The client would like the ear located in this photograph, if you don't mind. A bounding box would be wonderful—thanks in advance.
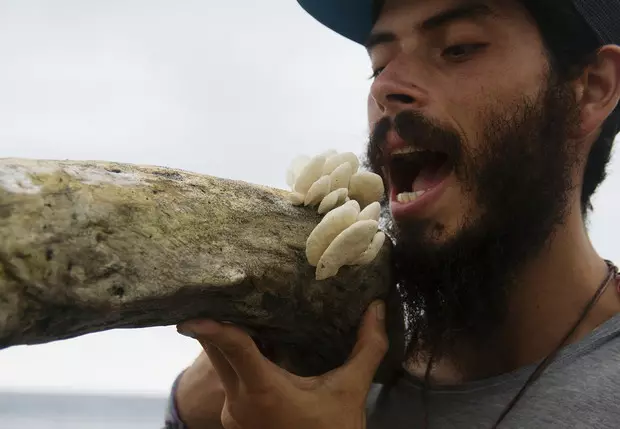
[573,44,620,139]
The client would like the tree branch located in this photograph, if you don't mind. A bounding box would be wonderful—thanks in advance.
[0,158,404,380]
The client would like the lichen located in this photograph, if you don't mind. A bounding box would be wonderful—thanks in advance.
[0,165,45,194]
[0,159,143,196]
[63,165,143,187]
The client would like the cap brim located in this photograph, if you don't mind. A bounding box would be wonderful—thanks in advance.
[297,0,374,45]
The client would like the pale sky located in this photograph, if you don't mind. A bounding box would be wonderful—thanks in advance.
[0,0,618,397]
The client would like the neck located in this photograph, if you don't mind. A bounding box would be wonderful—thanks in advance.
[405,202,620,385]
[498,205,618,371]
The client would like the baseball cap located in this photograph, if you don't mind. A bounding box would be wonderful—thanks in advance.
[296,0,620,47]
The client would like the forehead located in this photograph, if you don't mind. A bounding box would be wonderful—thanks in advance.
[371,0,533,37]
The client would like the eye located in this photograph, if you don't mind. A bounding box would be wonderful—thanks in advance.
[442,43,487,60]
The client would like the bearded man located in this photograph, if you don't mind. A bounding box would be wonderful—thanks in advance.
[165,1,620,428]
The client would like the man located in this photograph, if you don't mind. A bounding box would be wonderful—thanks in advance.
[164,0,620,427]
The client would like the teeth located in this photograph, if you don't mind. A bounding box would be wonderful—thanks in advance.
[396,190,427,203]
[391,147,422,156]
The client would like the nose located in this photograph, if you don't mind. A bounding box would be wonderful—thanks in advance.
[369,61,428,117]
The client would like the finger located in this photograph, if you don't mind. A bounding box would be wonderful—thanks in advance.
[202,342,240,396]
[179,320,272,390]
[177,322,241,395]
[336,300,389,389]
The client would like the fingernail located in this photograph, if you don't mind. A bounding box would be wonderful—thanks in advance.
[376,302,386,321]
[177,320,221,338]
[177,326,197,339]
[188,320,222,335]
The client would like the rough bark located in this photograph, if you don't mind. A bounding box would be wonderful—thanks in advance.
[0,158,404,380]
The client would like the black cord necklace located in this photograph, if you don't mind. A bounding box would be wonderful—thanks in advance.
[421,260,620,429]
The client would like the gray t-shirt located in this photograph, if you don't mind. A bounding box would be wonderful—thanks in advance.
[163,314,620,428]
[366,313,620,428]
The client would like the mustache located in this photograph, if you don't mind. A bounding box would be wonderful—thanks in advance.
[365,110,465,177]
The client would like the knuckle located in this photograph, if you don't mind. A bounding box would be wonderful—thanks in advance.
[331,383,357,401]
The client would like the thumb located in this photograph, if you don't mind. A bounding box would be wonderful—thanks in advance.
[335,300,389,390]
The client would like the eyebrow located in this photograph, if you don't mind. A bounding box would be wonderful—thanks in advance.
[365,2,494,51]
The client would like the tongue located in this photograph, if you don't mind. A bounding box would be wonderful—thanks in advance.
[412,159,449,192]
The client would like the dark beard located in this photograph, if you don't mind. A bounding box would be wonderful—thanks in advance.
[365,71,581,366]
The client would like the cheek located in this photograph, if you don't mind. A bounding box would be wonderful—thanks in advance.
[441,73,541,148]
[441,48,549,133]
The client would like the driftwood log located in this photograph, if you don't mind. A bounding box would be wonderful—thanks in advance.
[0,158,405,381]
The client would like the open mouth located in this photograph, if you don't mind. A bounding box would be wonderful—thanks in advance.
[388,147,453,203]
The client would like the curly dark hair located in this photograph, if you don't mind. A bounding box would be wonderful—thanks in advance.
[371,0,619,217]
[520,0,619,217]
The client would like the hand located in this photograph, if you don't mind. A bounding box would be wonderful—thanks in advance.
[177,300,388,429]
[175,351,226,429]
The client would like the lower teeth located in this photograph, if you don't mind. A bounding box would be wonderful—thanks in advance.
[396,190,426,203]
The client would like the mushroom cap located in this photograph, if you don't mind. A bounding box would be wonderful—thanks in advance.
[286,155,311,189]
[348,171,385,208]
[306,200,360,266]
[329,162,354,191]
[304,175,331,206]
[294,154,327,195]
[317,188,348,214]
[357,201,381,221]
[323,152,360,176]
[288,192,306,206]
[315,219,379,280]
[349,231,386,266]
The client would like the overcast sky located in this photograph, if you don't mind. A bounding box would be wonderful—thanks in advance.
[0,0,619,397]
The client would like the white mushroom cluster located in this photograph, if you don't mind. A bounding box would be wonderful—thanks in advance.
[286,150,386,280]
